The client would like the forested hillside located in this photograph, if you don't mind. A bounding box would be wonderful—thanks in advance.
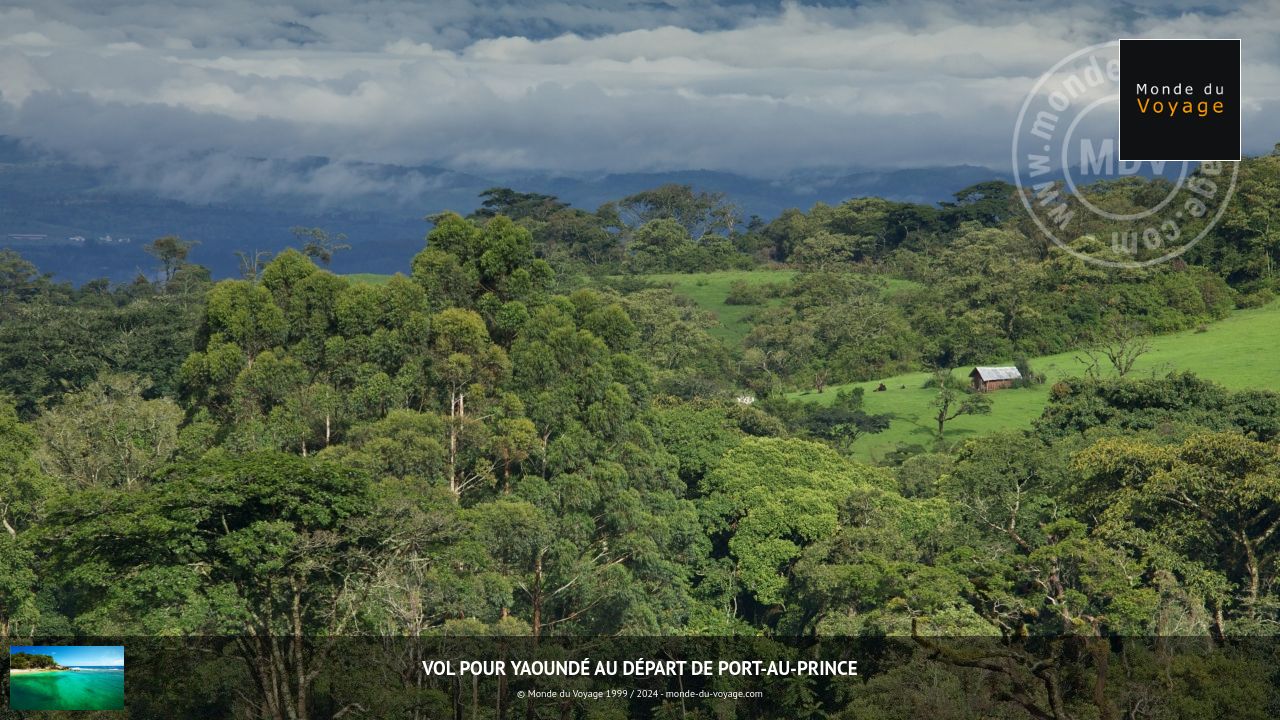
[3,152,1280,718]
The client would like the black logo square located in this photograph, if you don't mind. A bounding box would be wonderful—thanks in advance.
[1119,39,1240,161]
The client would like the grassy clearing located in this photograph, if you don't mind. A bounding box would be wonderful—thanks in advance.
[639,270,919,344]
[792,300,1280,463]
[345,273,395,285]
[346,269,795,341]
[639,270,796,343]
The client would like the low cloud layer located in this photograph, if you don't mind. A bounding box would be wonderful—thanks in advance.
[2,0,1279,201]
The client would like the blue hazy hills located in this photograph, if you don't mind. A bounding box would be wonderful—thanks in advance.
[0,136,1004,283]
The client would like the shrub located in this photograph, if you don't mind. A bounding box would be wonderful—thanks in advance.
[1238,288,1275,309]
[725,280,767,306]
[1014,356,1045,387]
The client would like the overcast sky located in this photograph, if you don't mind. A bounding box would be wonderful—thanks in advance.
[2,0,1279,188]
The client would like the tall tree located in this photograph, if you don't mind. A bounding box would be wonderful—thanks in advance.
[36,374,183,489]
[428,308,511,499]
[1078,432,1280,630]
[201,279,288,363]
[615,184,738,238]
[701,437,894,611]
[0,249,45,307]
[469,187,568,222]
[0,398,52,538]
[46,452,377,720]
[144,235,198,283]
[291,227,351,267]
[932,369,992,440]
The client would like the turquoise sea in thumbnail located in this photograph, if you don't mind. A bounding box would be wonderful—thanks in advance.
[10,666,126,711]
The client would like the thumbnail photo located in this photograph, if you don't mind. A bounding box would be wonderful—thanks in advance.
[8,646,125,712]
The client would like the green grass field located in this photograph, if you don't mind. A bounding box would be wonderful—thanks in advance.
[639,270,796,343]
[640,270,919,344]
[792,300,1280,463]
[345,273,395,285]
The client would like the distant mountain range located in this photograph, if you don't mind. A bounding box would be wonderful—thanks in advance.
[0,136,1006,283]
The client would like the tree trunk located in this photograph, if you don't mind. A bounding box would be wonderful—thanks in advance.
[453,676,464,720]
[1211,602,1226,645]
[1088,638,1117,720]
[498,673,508,720]
[292,582,308,720]
[531,551,544,640]
[448,391,465,498]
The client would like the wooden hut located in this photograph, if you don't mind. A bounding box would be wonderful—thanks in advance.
[969,366,1022,392]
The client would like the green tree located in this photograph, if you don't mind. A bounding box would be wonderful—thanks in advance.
[0,398,46,643]
[320,410,446,483]
[534,207,617,266]
[0,249,45,307]
[701,437,894,609]
[796,389,892,452]
[1088,313,1153,378]
[791,230,864,270]
[782,483,972,636]
[1200,152,1280,283]
[291,227,351,266]
[617,288,734,397]
[615,183,738,239]
[1036,372,1280,442]
[202,279,287,363]
[36,374,183,489]
[939,181,1017,227]
[470,187,568,222]
[626,218,695,273]
[931,370,992,440]
[429,308,512,499]
[1077,432,1280,631]
[46,452,376,720]
[1,399,45,536]
[413,213,553,314]
[0,533,37,641]
[0,286,200,419]
[928,432,1164,720]
[144,235,198,282]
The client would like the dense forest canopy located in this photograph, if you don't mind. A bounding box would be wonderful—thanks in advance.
[3,151,1280,718]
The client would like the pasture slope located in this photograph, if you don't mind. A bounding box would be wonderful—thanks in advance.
[794,300,1280,462]
[637,270,795,343]
[638,269,917,344]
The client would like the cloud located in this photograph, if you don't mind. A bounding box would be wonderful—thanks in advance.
[1,0,1278,203]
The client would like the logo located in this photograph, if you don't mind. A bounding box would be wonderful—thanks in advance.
[1119,39,1241,162]
[1012,41,1238,268]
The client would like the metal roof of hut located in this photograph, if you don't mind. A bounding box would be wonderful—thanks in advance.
[970,366,1022,381]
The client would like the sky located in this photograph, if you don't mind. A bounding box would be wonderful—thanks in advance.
[11,645,125,667]
[1,0,1278,200]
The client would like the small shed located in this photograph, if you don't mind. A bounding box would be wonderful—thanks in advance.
[969,366,1022,392]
